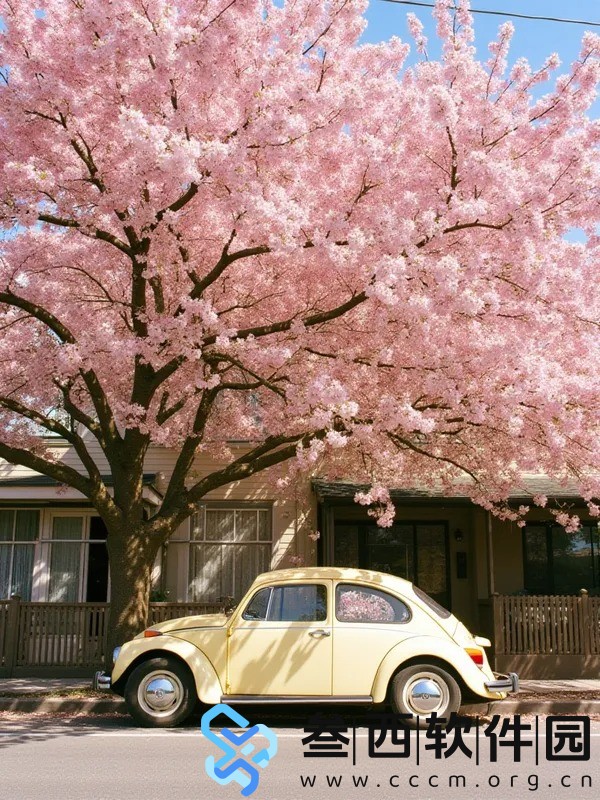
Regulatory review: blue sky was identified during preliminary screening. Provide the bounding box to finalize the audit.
[363,0,600,116]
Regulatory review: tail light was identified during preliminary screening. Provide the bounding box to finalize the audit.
[465,647,484,666]
[144,629,162,638]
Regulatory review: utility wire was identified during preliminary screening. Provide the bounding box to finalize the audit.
[377,0,600,28]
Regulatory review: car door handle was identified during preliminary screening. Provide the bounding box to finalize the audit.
[308,629,331,638]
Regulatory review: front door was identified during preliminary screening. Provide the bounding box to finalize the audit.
[333,522,450,609]
[227,581,332,696]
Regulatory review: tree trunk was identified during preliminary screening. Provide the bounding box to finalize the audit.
[105,525,162,671]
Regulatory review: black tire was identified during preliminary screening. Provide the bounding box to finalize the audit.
[390,663,461,727]
[124,656,197,728]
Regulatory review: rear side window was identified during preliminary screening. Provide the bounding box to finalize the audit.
[412,584,451,619]
[335,584,410,624]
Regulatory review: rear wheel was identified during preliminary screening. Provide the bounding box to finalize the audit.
[390,663,461,727]
[124,656,197,728]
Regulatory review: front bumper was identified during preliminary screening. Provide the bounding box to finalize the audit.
[484,671,519,694]
[93,670,112,691]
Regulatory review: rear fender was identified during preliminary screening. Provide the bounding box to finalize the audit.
[371,635,498,703]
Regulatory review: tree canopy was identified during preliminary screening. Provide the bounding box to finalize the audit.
[1,0,599,539]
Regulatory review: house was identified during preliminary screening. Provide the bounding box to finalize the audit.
[1,434,599,678]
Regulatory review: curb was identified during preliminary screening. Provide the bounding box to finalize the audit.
[462,699,600,715]
[1,696,599,715]
[0,696,126,713]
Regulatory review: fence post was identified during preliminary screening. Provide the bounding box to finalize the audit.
[491,592,504,670]
[5,594,21,677]
[579,589,591,657]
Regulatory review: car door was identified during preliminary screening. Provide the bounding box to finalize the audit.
[227,580,333,696]
[332,581,416,695]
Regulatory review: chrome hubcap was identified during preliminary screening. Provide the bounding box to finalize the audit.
[404,673,449,716]
[138,671,183,717]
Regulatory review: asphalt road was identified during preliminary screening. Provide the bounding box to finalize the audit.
[0,711,598,800]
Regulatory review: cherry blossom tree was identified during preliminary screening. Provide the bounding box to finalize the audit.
[1,0,600,652]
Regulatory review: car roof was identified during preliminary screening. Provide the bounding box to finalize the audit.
[252,566,414,591]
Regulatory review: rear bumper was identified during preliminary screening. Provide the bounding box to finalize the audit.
[93,670,112,691]
[484,671,519,694]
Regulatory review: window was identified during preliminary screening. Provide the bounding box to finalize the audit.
[335,583,410,623]
[412,584,451,619]
[187,506,272,603]
[242,584,327,622]
[48,516,84,602]
[0,510,39,600]
[523,523,600,595]
[43,514,109,602]
[242,588,271,621]
[269,585,327,622]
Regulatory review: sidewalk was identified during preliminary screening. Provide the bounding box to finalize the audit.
[0,677,599,716]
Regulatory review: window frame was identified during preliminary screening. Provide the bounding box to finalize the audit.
[185,502,274,603]
[41,511,110,602]
[240,582,329,624]
[0,508,40,600]
[522,522,600,595]
[334,582,412,625]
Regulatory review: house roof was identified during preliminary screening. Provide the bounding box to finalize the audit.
[312,476,583,503]
[0,473,158,488]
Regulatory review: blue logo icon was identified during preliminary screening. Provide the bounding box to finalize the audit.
[201,703,278,797]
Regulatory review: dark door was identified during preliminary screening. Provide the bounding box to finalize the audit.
[86,516,109,602]
[332,521,450,610]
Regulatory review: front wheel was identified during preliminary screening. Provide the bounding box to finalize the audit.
[390,663,461,727]
[124,656,197,727]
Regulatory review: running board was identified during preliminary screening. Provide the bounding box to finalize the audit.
[221,695,373,704]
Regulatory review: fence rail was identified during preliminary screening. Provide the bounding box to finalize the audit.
[493,591,600,656]
[0,597,222,675]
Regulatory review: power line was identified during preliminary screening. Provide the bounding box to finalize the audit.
[377,1,600,28]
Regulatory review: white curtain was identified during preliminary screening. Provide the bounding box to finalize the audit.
[49,517,83,602]
[0,510,38,600]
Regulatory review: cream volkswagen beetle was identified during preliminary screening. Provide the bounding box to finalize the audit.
[95,567,518,727]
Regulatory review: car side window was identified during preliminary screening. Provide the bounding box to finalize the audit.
[242,587,271,621]
[335,584,411,624]
[268,584,327,622]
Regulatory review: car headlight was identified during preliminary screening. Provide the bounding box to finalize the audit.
[112,646,122,665]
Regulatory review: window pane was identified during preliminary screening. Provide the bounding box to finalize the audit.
[205,510,234,542]
[523,526,549,594]
[52,516,83,540]
[368,524,414,581]
[258,511,271,542]
[416,525,447,602]
[0,546,11,598]
[236,510,258,542]
[0,510,14,542]
[336,584,410,623]
[269,584,327,622]
[242,588,271,620]
[49,542,81,601]
[11,544,34,600]
[234,544,271,600]
[189,543,223,602]
[334,525,359,567]
[190,510,204,541]
[552,525,594,595]
[15,510,39,542]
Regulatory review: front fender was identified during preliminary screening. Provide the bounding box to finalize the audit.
[112,635,222,705]
[371,635,502,704]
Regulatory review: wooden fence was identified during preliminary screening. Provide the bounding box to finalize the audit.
[0,597,221,677]
[492,590,600,678]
